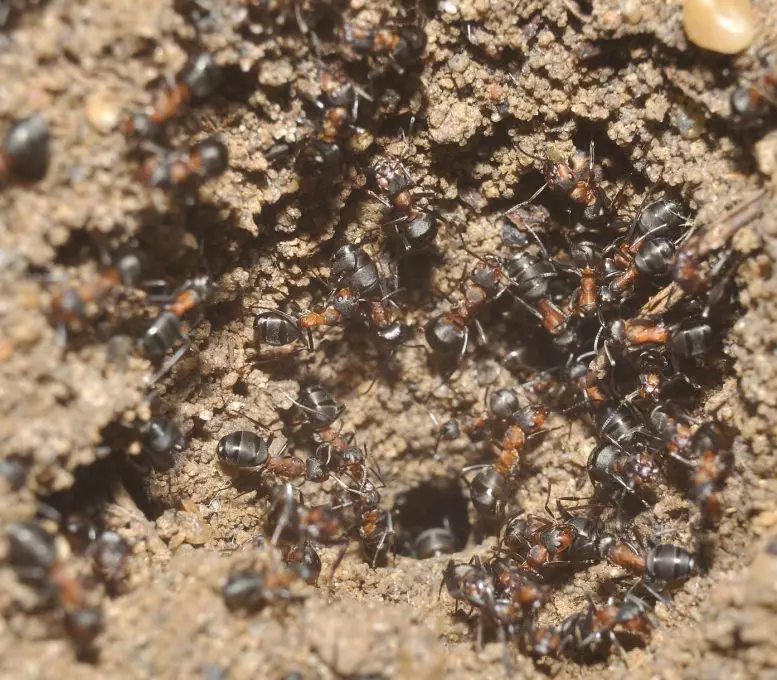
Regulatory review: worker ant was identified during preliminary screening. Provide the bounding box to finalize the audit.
[505,142,612,226]
[7,520,104,655]
[122,52,220,138]
[47,248,145,345]
[368,153,439,252]
[217,428,306,481]
[140,274,213,383]
[339,15,427,74]
[138,136,228,192]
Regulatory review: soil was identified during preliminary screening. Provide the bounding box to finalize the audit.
[1,0,777,679]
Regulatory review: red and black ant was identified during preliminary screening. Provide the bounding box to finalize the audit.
[140,274,213,383]
[506,141,612,225]
[47,248,145,345]
[121,52,220,138]
[7,520,104,655]
[368,153,438,252]
[137,136,228,192]
[730,63,776,124]
[339,16,427,74]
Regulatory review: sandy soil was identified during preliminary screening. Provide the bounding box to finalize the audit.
[1,0,777,678]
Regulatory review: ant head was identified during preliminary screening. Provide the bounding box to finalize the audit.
[332,288,360,318]
[370,156,411,196]
[320,70,355,109]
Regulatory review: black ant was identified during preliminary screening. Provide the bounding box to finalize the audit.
[47,248,145,344]
[142,417,187,470]
[339,17,426,74]
[121,52,220,138]
[368,153,438,252]
[138,136,228,192]
[7,520,103,655]
[730,63,776,124]
[300,66,368,176]
[216,428,306,482]
[140,275,213,383]
[506,142,612,225]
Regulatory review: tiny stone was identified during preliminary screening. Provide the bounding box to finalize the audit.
[84,91,121,133]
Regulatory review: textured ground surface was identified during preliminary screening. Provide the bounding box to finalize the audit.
[1,0,777,678]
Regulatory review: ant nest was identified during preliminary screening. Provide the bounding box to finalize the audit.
[1,0,777,679]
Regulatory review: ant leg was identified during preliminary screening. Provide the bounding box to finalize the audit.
[327,541,350,592]
[148,335,192,385]
[500,182,548,218]
[544,484,555,518]
[370,515,394,568]
[364,442,386,489]
[293,1,308,34]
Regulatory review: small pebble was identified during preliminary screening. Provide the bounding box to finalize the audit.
[84,91,121,133]
[683,0,756,55]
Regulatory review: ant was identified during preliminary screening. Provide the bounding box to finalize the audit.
[424,253,520,365]
[90,530,131,595]
[47,248,145,344]
[504,250,580,349]
[497,489,601,578]
[0,114,50,183]
[140,274,213,383]
[602,315,715,363]
[586,439,659,510]
[440,557,497,646]
[604,534,696,603]
[339,17,427,74]
[730,63,776,124]
[288,385,384,488]
[487,559,549,623]
[138,136,228,192]
[121,52,220,138]
[657,418,735,526]
[460,462,518,526]
[499,492,615,577]
[601,197,692,305]
[556,242,604,318]
[254,308,315,356]
[353,491,395,567]
[465,387,548,439]
[300,66,367,176]
[522,592,653,664]
[279,540,321,586]
[671,190,765,295]
[222,555,308,612]
[142,417,187,470]
[507,142,612,225]
[265,483,345,550]
[216,428,306,482]
[368,154,438,252]
[330,244,386,300]
[7,520,103,654]
[411,524,456,559]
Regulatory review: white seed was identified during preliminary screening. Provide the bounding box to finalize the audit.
[683,0,756,55]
